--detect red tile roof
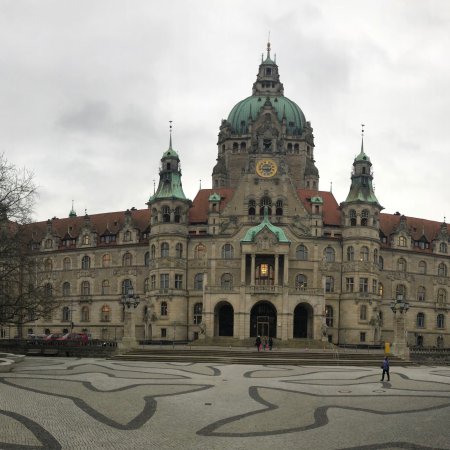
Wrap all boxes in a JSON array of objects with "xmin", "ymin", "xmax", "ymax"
[
  {"xmin": 297, "ymin": 189, "xmax": 341, "ymax": 226},
  {"xmin": 189, "ymin": 188, "xmax": 235, "ymax": 223}
]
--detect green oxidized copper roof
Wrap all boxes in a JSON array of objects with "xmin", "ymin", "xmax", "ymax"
[
  {"xmin": 163, "ymin": 147, "xmax": 179, "ymax": 158},
  {"xmin": 355, "ymin": 150, "xmax": 371, "ymax": 163},
  {"xmin": 310, "ymin": 196, "xmax": 323, "ymax": 204},
  {"xmin": 241, "ymin": 207, "xmax": 290, "ymax": 243},
  {"xmin": 227, "ymin": 95, "xmax": 305, "ymax": 134},
  {"xmin": 208, "ymin": 193, "xmax": 221, "ymax": 201},
  {"xmin": 148, "ymin": 172, "xmax": 187, "ymax": 203}
]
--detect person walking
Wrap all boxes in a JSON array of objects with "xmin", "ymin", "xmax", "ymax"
[
  {"xmin": 268, "ymin": 336, "xmax": 273, "ymax": 351},
  {"xmin": 255, "ymin": 335, "xmax": 261, "ymax": 352},
  {"xmin": 381, "ymin": 356, "xmax": 390, "ymax": 381}
]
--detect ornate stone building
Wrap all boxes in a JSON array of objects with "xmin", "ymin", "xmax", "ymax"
[{"xmin": 8, "ymin": 44, "xmax": 449, "ymax": 348}]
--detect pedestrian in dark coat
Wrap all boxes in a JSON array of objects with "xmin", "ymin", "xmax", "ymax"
[
  {"xmin": 268, "ymin": 337, "xmax": 273, "ymax": 351},
  {"xmin": 381, "ymin": 356, "xmax": 390, "ymax": 381},
  {"xmin": 255, "ymin": 336, "xmax": 261, "ymax": 352}
]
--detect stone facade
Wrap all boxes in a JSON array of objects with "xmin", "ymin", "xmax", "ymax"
[{"xmin": 4, "ymin": 44, "xmax": 449, "ymax": 349}]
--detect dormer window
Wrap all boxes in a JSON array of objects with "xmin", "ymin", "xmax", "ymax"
[
  {"xmin": 265, "ymin": 68, "xmax": 272, "ymax": 75},
  {"xmin": 166, "ymin": 163, "xmax": 171, "ymax": 170}
]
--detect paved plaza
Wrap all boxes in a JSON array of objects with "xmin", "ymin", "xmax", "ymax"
[{"xmin": 0, "ymin": 357, "xmax": 449, "ymax": 449}]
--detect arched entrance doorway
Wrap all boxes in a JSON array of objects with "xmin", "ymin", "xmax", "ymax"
[
  {"xmin": 293, "ymin": 303, "xmax": 313, "ymax": 338},
  {"xmin": 250, "ymin": 301, "xmax": 277, "ymax": 338},
  {"xmin": 214, "ymin": 302, "xmax": 234, "ymax": 336}
]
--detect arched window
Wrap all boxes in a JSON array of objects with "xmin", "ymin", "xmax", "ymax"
[
  {"xmin": 418, "ymin": 261, "xmax": 427, "ymax": 274},
  {"xmin": 102, "ymin": 280, "xmax": 110, "ymax": 295},
  {"xmin": 62, "ymin": 306, "xmax": 70, "ymax": 321},
  {"xmin": 175, "ymin": 243, "xmax": 183, "ymax": 258},
  {"xmin": 81, "ymin": 306, "xmax": 90, "ymax": 322},
  {"xmin": 81, "ymin": 255, "xmax": 91, "ymax": 270},
  {"xmin": 349, "ymin": 209, "xmax": 357, "ymax": 226},
  {"xmin": 174, "ymin": 207, "xmax": 181, "ymax": 223},
  {"xmin": 295, "ymin": 274, "xmax": 307, "ymax": 290},
  {"xmin": 359, "ymin": 305, "xmax": 367, "ymax": 321},
  {"xmin": 396, "ymin": 284, "xmax": 407, "ymax": 300},
  {"xmin": 437, "ymin": 288, "xmax": 447, "ymax": 305},
  {"xmin": 360, "ymin": 246, "xmax": 369, "ymax": 262},
  {"xmin": 101, "ymin": 305, "xmax": 111, "ymax": 322},
  {"xmin": 379, "ymin": 256, "xmax": 384, "ymax": 270},
  {"xmin": 378, "ymin": 282, "xmax": 384, "ymax": 297},
  {"xmin": 296, "ymin": 244, "xmax": 308, "ymax": 261},
  {"xmin": 82, "ymin": 235, "xmax": 90, "ymax": 245},
  {"xmin": 325, "ymin": 305, "xmax": 333, "ymax": 327},
  {"xmin": 81, "ymin": 281, "xmax": 90, "ymax": 296},
  {"xmin": 324, "ymin": 247, "xmax": 335, "ymax": 262},
  {"xmin": 44, "ymin": 258, "xmax": 53, "ymax": 272},
  {"xmin": 122, "ymin": 252, "xmax": 132, "ymax": 266},
  {"xmin": 221, "ymin": 273, "xmax": 233, "ymax": 290},
  {"xmin": 194, "ymin": 273, "xmax": 204, "ymax": 290},
  {"xmin": 124, "ymin": 230, "xmax": 131, "ymax": 242},
  {"xmin": 44, "ymin": 283, "xmax": 53, "ymax": 297},
  {"xmin": 325, "ymin": 276, "xmax": 334, "ymax": 292},
  {"xmin": 62, "ymin": 282, "xmax": 71, "ymax": 296},
  {"xmin": 151, "ymin": 244, "xmax": 156, "ymax": 259},
  {"xmin": 361, "ymin": 209, "xmax": 369, "ymax": 226},
  {"xmin": 45, "ymin": 238, "xmax": 53, "ymax": 249},
  {"xmin": 439, "ymin": 242, "xmax": 448, "ymax": 253},
  {"xmin": 222, "ymin": 244, "xmax": 234, "ymax": 259},
  {"xmin": 63, "ymin": 257, "xmax": 71, "ymax": 270},
  {"xmin": 437, "ymin": 313, "xmax": 445, "ymax": 329},
  {"xmin": 193, "ymin": 303, "xmax": 203, "ymax": 324},
  {"xmin": 417, "ymin": 286, "xmax": 426, "ymax": 302},
  {"xmin": 122, "ymin": 279, "xmax": 133, "ymax": 295},
  {"xmin": 102, "ymin": 253, "xmax": 111, "ymax": 267},
  {"xmin": 152, "ymin": 208, "xmax": 158, "ymax": 224},
  {"xmin": 398, "ymin": 236, "xmax": 407, "ymax": 247},
  {"xmin": 397, "ymin": 258, "xmax": 407, "ymax": 272},
  {"xmin": 259, "ymin": 197, "xmax": 272, "ymax": 216},
  {"xmin": 144, "ymin": 251, "xmax": 150, "ymax": 266},
  {"xmin": 248, "ymin": 199, "xmax": 256, "ymax": 217},
  {"xmin": 416, "ymin": 312, "xmax": 425, "ymax": 328},
  {"xmin": 275, "ymin": 200, "xmax": 283, "ymax": 216},
  {"xmin": 162, "ymin": 206, "xmax": 170, "ymax": 223},
  {"xmin": 438, "ymin": 263, "xmax": 447, "ymax": 277},
  {"xmin": 195, "ymin": 244, "xmax": 206, "ymax": 259},
  {"xmin": 160, "ymin": 301, "xmax": 168, "ymax": 316},
  {"xmin": 346, "ymin": 246, "xmax": 354, "ymax": 261},
  {"xmin": 144, "ymin": 278, "xmax": 149, "ymax": 293},
  {"xmin": 240, "ymin": 142, "xmax": 246, "ymax": 151},
  {"xmin": 161, "ymin": 242, "xmax": 169, "ymax": 258}
]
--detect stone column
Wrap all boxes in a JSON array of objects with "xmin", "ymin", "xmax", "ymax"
[
  {"xmin": 241, "ymin": 253, "xmax": 246, "ymax": 284},
  {"xmin": 274, "ymin": 255, "xmax": 279, "ymax": 286},
  {"xmin": 251, "ymin": 254, "xmax": 256, "ymax": 285},
  {"xmin": 120, "ymin": 310, "xmax": 137, "ymax": 351}
]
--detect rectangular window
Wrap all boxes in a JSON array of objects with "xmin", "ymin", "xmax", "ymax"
[
  {"xmin": 161, "ymin": 328, "xmax": 167, "ymax": 338},
  {"xmin": 360, "ymin": 305, "xmax": 367, "ymax": 321},
  {"xmin": 175, "ymin": 274, "xmax": 183, "ymax": 289},
  {"xmin": 346, "ymin": 277, "xmax": 354, "ymax": 292},
  {"xmin": 151, "ymin": 275, "xmax": 156, "ymax": 290},
  {"xmin": 160, "ymin": 274, "xmax": 169, "ymax": 289},
  {"xmin": 360, "ymin": 332, "xmax": 366, "ymax": 342},
  {"xmin": 372, "ymin": 279, "xmax": 377, "ymax": 293},
  {"xmin": 359, "ymin": 278, "xmax": 368, "ymax": 293}
]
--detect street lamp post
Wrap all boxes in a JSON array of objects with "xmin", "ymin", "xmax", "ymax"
[
  {"xmin": 389, "ymin": 297, "xmax": 410, "ymax": 359},
  {"xmin": 119, "ymin": 287, "xmax": 140, "ymax": 350}
]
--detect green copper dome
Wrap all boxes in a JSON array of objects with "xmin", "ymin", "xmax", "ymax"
[{"xmin": 227, "ymin": 95, "xmax": 306, "ymax": 134}]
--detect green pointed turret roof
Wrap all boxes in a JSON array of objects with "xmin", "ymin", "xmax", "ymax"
[
  {"xmin": 208, "ymin": 193, "xmax": 221, "ymax": 201},
  {"xmin": 241, "ymin": 207, "xmax": 290, "ymax": 243},
  {"xmin": 68, "ymin": 200, "xmax": 77, "ymax": 218}
]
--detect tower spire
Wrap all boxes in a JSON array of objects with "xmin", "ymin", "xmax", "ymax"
[
  {"xmin": 361, "ymin": 123, "xmax": 365, "ymax": 153},
  {"xmin": 266, "ymin": 32, "xmax": 271, "ymax": 59},
  {"xmin": 169, "ymin": 120, "xmax": 173, "ymax": 150}
]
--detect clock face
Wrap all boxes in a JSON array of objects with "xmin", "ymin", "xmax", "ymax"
[{"xmin": 256, "ymin": 159, "xmax": 278, "ymax": 178}]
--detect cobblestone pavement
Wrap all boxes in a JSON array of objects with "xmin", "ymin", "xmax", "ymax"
[{"xmin": 0, "ymin": 358, "xmax": 449, "ymax": 450}]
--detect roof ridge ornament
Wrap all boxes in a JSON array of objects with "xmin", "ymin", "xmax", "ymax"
[{"xmin": 360, "ymin": 123, "xmax": 365, "ymax": 154}]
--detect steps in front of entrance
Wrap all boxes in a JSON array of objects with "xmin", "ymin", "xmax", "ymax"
[{"xmin": 112, "ymin": 348, "xmax": 412, "ymax": 366}]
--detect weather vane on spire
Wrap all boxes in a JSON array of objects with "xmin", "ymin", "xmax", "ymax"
[
  {"xmin": 361, "ymin": 123, "xmax": 365, "ymax": 152},
  {"xmin": 169, "ymin": 120, "xmax": 173, "ymax": 149}
]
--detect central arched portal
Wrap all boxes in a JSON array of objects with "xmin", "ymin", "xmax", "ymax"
[
  {"xmin": 214, "ymin": 302, "xmax": 234, "ymax": 336},
  {"xmin": 250, "ymin": 301, "xmax": 277, "ymax": 338},
  {"xmin": 293, "ymin": 303, "xmax": 314, "ymax": 338}
]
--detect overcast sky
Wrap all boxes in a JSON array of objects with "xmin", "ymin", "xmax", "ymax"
[{"xmin": 1, "ymin": 0, "xmax": 449, "ymax": 224}]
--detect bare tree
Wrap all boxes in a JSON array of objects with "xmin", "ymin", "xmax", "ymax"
[{"xmin": 0, "ymin": 154, "xmax": 58, "ymax": 335}]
